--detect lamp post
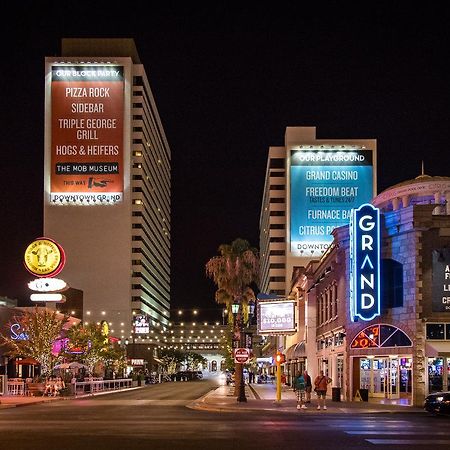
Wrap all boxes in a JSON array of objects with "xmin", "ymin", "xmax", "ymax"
[{"xmin": 232, "ymin": 299, "xmax": 255, "ymax": 403}]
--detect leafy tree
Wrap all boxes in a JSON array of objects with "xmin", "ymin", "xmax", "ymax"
[
  {"xmin": 218, "ymin": 325, "xmax": 235, "ymax": 371},
  {"xmin": 0, "ymin": 307, "xmax": 69, "ymax": 378},
  {"xmin": 184, "ymin": 352, "xmax": 208, "ymax": 370},
  {"xmin": 159, "ymin": 348, "xmax": 185, "ymax": 374},
  {"xmin": 63, "ymin": 323, "xmax": 107, "ymax": 375},
  {"xmin": 102, "ymin": 344, "xmax": 127, "ymax": 378}
]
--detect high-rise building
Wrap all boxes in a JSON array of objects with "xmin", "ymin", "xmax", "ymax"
[
  {"xmin": 43, "ymin": 39, "xmax": 171, "ymax": 346},
  {"xmin": 260, "ymin": 126, "xmax": 377, "ymax": 296}
]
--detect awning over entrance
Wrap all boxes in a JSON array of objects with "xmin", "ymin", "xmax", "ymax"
[
  {"xmin": 285, "ymin": 341, "xmax": 306, "ymax": 360},
  {"xmin": 426, "ymin": 341, "xmax": 450, "ymax": 357}
]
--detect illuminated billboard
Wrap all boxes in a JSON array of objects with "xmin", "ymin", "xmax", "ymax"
[
  {"xmin": 50, "ymin": 65, "xmax": 124, "ymax": 205},
  {"xmin": 257, "ymin": 300, "xmax": 296, "ymax": 335},
  {"xmin": 133, "ymin": 314, "xmax": 150, "ymax": 334},
  {"xmin": 432, "ymin": 248, "xmax": 450, "ymax": 312},
  {"xmin": 290, "ymin": 148, "xmax": 374, "ymax": 257}
]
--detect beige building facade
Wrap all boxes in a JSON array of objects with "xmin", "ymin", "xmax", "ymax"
[{"xmin": 43, "ymin": 39, "xmax": 171, "ymax": 346}]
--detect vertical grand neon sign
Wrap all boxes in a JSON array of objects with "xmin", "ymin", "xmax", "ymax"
[{"xmin": 350, "ymin": 203, "xmax": 380, "ymax": 321}]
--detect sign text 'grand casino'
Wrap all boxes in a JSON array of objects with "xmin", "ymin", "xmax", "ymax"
[{"xmin": 350, "ymin": 203, "xmax": 381, "ymax": 321}]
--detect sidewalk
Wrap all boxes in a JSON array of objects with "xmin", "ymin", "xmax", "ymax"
[{"xmin": 187, "ymin": 382, "xmax": 425, "ymax": 414}]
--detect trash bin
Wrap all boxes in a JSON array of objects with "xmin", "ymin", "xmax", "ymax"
[
  {"xmin": 359, "ymin": 388, "xmax": 369, "ymax": 402},
  {"xmin": 332, "ymin": 387, "xmax": 341, "ymax": 402}
]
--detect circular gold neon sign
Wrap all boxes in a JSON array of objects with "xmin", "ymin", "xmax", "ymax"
[{"xmin": 24, "ymin": 237, "xmax": 65, "ymax": 277}]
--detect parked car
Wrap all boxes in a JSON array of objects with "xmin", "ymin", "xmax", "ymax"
[
  {"xmin": 171, "ymin": 371, "xmax": 202, "ymax": 381},
  {"xmin": 424, "ymin": 391, "xmax": 450, "ymax": 415}
]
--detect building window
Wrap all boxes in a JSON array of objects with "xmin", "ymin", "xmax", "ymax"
[
  {"xmin": 270, "ymin": 211, "xmax": 285, "ymax": 216},
  {"xmin": 269, "ymin": 224, "xmax": 285, "ymax": 230},
  {"xmin": 269, "ymin": 185, "xmax": 285, "ymax": 190},
  {"xmin": 269, "ymin": 250, "xmax": 285, "ymax": 256},
  {"xmin": 269, "ymin": 263, "xmax": 286, "ymax": 269},
  {"xmin": 270, "ymin": 237, "xmax": 285, "ymax": 243},
  {"xmin": 269, "ymin": 158, "xmax": 285, "ymax": 169},
  {"xmin": 382, "ymin": 259, "xmax": 403, "ymax": 308},
  {"xmin": 350, "ymin": 324, "xmax": 412, "ymax": 349},
  {"xmin": 426, "ymin": 323, "xmax": 445, "ymax": 340},
  {"xmin": 269, "ymin": 276, "xmax": 285, "ymax": 282},
  {"xmin": 269, "ymin": 198, "xmax": 285, "ymax": 203},
  {"xmin": 270, "ymin": 171, "xmax": 284, "ymax": 177}
]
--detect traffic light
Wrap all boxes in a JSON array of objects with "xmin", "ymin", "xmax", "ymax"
[{"xmin": 275, "ymin": 352, "xmax": 285, "ymax": 364}]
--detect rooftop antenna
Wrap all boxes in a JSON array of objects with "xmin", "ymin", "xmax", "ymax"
[{"xmin": 421, "ymin": 160, "xmax": 425, "ymax": 176}]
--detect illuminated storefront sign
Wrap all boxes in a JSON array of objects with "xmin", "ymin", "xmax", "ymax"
[
  {"xmin": 130, "ymin": 359, "xmax": 145, "ymax": 366},
  {"xmin": 350, "ymin": 203, "xmax": 380, "ymax": 321},
  {"xmin": 257, "ymin": 300, "xmax": 296, "ymax": 334},
  {"xmin": 50, "ymin": 65, "xmax": 124, "ymax": 205},
  {"xmin": 432, "ymin": 248, "xmax": 450, "ymax": 312},
  {"xmin": 10, "ymin": 323, "xmax": 28, "ymax": 340},
  {"xmin": 24, "ymin": 237, "xmax": 66, "ymax": 277},
  {"xmin": 28, "ymin": 277, "xmax": 68, "ymax": 292},
  {"xmin": 290, "ymin": 148, "xmax": 374, "ymax": 256},
  {"xmin": 30, "ymin": 293, "xmax": 66, "ymax": 302}
]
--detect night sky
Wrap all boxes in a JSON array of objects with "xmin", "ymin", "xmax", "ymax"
[{"xmin": 1, "ymin": 3, "xmax": 450, "ymax": 320}]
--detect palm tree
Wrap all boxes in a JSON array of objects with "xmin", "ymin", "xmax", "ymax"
[{"xmin": 206, "ymin": 238, "xmax": 259, "ymax": 401}]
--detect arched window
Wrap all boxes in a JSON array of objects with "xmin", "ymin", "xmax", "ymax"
[{"xmin": 350, "ymin": 324, "xmax": 412, "ymax": 349}]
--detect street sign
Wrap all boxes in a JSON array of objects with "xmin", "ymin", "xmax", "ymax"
[{"xmin": 234, "ymin": 348, "xmax": 250, "ymax": 364}]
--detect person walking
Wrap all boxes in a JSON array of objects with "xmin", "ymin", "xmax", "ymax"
[
  {"xmin": 293, "ymin": 372, "xmax": 307, "ymax": 410},
  {"xmin": 303, "ymin": 370, "xmax": 312, "ymax": 403},
  {"xmin": 314, "ymin": 370, "xmax": 332, "ymax": 410}
]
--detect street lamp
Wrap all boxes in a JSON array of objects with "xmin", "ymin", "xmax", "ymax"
[{"xmin": 232, "ymin": 298, "xmax": 255, "ymax": 403}]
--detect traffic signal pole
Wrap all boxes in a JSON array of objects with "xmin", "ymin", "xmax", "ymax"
[{"xmin": 276, "ymin": 352, "xmax": 282, "ymax": 402}]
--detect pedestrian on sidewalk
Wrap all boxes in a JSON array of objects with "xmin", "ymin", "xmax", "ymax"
[
  {"xmin": 303, "ymin": 370, "xmax": 312, "ymax": 403},
  {"xmin": 293, "ymin": 372, "xmax": 307, "ymax": 410},
  {"xmin": 314, "ymin": 370, "xmax": 332, "ymax": 410}
]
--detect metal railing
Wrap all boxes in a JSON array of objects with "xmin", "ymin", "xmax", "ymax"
[{"xmin": 72, "ymin": 378, "xmax": 133, "ymax": 396}]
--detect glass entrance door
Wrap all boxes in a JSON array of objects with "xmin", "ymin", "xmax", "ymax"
[{"xmin": 362, "ymin": 357, "xmax": 401, "ymax": 399}]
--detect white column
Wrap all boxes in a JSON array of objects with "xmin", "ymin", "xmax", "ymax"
[
  {"xmin": 401, "ymin": 195, "xmax": 409, "ymax": 208},
  {"xmin": 331, "ymin": 352, "xmax": 338, "ymax": 387}
]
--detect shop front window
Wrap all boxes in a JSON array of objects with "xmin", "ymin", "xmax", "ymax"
[
  {"xmin": 448, "ymin": 359, "xmax": 450, "ymax": 391},
  {"xmin": 428, "ymin": 357, "xmax": 444, "ymax": 392}
]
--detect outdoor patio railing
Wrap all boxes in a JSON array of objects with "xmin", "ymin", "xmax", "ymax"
[{"xmin": 72, "ymin": 378, "xmax": 133, "ymax": 396}]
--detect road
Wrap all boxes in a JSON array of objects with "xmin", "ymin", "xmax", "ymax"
[{"xmin": 0, "ymin": 375, "xmax": 448, "ymax": 449}]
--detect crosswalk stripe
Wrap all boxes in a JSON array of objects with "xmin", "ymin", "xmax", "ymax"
[
  {"xmin": 366, "ymin": 439, "xmax": 450, "ymax": 445},
  {"xmin": 346, "ymin": 431, "xmax": 450, "ymax": 436}
]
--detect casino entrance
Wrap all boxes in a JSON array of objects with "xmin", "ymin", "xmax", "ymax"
[
  {"xmin": 355, "ymin": 355, "xmax": 412, "ymax": 400},
  {"xmin": 350, "ymin": 324, "xmax": 413, "ymax": 403}
]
